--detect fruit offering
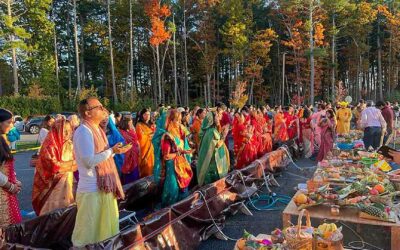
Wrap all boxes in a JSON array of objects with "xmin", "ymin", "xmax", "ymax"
[
  {"xmin": 294, "ymin": 193, "xmax": 309, "ymax": 205},
  {"xmin": 316, "ymin": 223, "xmax": 343, "ymax": 241},
  {"xmin": 271, "ymin": 229, "xmax": 284, "ymax": 244},
  {"xmin": 236, "ymin": 230, "xmax": 284, "ymax": 250}
]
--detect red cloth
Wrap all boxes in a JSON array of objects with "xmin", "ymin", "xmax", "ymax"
[
  {"xmin": 251, "ymin": 116, "xmax": 263, "ymax": 158},
  {"xmin": 0, "ymin": 159, "xmax": 22, "ymax": 226},
  {"xmin": 232, "ymin": 116, "xmax": 257, "ymax": 169},
  {"xmin": 119, "ymin": 129, "xmax": 140, "ymax": 174},
  {"xmin": 284, "ymin": 112, "xmax": 298, "ymax": 139}
]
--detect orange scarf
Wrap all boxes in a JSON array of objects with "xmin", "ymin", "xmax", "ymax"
[{"xmin": 83, "ymin": 120, "xmax": 124, "ymax": 199}]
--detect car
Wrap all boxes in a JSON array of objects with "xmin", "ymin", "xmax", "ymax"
[
  {"xmin": 50, "ymin": 112, "xmax": 76, "ymax": 118},
  {"xmin": 25, "ymin": 116, "xmax": 45, "ymax": 134},
  {"xmin": 13, "ymin": 115, "xmax": 25, "ymax": 132}
]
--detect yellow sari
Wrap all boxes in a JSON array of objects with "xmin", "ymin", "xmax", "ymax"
[{"xmin": 136, "ymin": 122, "xmax": 155, "ymax": 177}]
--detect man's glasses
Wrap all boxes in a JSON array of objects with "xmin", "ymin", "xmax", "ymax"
[{"xmin": 88, "ymin": 105, "xmax": 105, "ymax": 111}]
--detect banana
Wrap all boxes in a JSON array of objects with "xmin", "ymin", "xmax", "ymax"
[{"xmin": 318, "ymin": 223, "xmax": 337, "ymax": 233}]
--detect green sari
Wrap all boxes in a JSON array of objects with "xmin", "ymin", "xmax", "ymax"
[
  {"xmin": 161, "ymin": 132, "xmax": 192, "ymax": 207},
  {"xmin": 197, "ymin": 112, "xmax": 230, "ymax": 186}
]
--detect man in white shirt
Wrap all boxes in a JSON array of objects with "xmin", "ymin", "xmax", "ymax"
[
  {"xmin": 360, "ymin": 100, "xmax": 387, "ymax": 150},
  {"xmin": 71, "ymin": 97, "xmax": 131, "ymax": 247}
]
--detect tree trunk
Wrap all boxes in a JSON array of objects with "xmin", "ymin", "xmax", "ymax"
[
  {"xmin": 388, "ymin": 33, "xmax": 392, "ymax": 98},
  {"xmin": 107, "ymin": 0, "xmax": 118, "ymax": 104},
  {"xmin": 156, "ymin": 45, "xmax": 162, "ymax": 103},
  {"xmin": 7, "ymin": 0, "xmax": 18, "ymax": 95},
  {"xmin": 173, "ymin": 15, "xmax": 178, "ymax": 106},
  {"xmin": 129, "ymin": 0, "xmax": 134, "ymax": 95},
  {"xmin": 66, "ymin": 13, "xmax": 72, "ymax": 99},
  {"xmin": 377, "ymin": 24, "xmax": 383, "ymax": 100},
  {"xmin": 80, "ymin": 15, "xmax": 86, "ymax": 85},
  {"xmin": 183, "ymin": 0, "xmax": 189, "ymax": 106},
  {"xmin": 53, "ymin": 26, "xmax": 59, "ymax": 100},
  {"xmin": 309, "ymin": 1, "xmax": 315, "ymax": 105},
  {"xmin": 73, "ymin": 0, "xmax": 81, "ymax": 94},
  {"xmin": 331, "ymin": 15, "xmax": 336, "ymax": 102}
]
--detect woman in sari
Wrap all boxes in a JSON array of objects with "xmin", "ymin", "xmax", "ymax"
[
  {"xmin": 233, "ymin": 112, "xmax": 257, "ymax": 169},
  {"xmin": 119, "ymin": 115, "xmax": 140, "ymax": 185},
  {"xmin": 106, "ymin": 116, "xmax": 125, "ymax": 176},
  {"xmin": 156, "ymin": 109, "xmax": 193, "ymax": 206},
  {"xmin": 317, "ymin": 109, "xmax": 336, "ymax": 162},
  {"xmin": 250, "ymin": 110, "xmax": 265, "ymax": 158},
  {"xmin": 197, "ymin": 111, "xmax": 230, "ymax": 185},
  {"xmin": 136, "ymin": 108, "xmax": 155, "ymax": 177},
  {"xmin": 300, "ymin": 108, "xmax": 314, "ymax": 158},
  {"xmin": 0, "ymin": 109, "xmax": 22, "ymax": 227},
  {"xmin": 32, "ymin": 119, "xmax": 77, "ymax": 216},
  {"xmin": 274, "ymin": 109, "xmax": 289, "ymax": 142},
  {"xmin": 190, "ymin": 108, "xmax": 206, "ymax": 152}
]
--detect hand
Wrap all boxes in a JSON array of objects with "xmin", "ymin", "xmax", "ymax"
[
  {"xmin": 4, "ymin": 182, "xmax": 21, "ymax": 195},
  {"xmin": 389, "ymin": 150, "xmax": 400, "ymax": 164},
  {"xmin": 15, "ymin": 180, "xmax": 22, "ymax": 188},
  {"xmin": 112, "ymin": 143, "xmax": 132, "ymax": 154}
]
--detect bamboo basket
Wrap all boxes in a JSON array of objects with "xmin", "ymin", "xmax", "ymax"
[
  {"xmin": 314, "ymin": 234, "xmax": 344, "ymax": 250},
  {"xmin": 284, "ymin": 209, "xmax": 314, "ymax": 250}
]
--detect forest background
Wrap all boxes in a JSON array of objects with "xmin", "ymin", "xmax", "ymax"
[{"xmin": 1, "ymin": 0, "xmax": 400, "ymax": 114}]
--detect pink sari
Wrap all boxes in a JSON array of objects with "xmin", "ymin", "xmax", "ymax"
[
  {"xmin": 317, "ymin": 118, "xmax": 335, "ymax": 162},
  {"xmin": 300, "ymin": 118, "xmax": 314, "ymax": 158}
]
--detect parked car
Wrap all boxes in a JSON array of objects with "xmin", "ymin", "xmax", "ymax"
[
  {"xmin": 50, "ymin": 112, "xmax": 76, "ymax": 118},
  {"xmin": 13, "ymin": 115, "xmax": 25, "ymax": 132},
  {"xmin": 25, "ymin": 116, "xmax": 45, "ymax": 134}
]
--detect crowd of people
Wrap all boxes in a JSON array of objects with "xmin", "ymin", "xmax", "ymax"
[{"xmin": 1, "ymin": 97, "xmax": 400, "ymax": 246}]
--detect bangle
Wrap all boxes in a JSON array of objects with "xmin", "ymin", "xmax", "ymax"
[{"xmin": 8, "ymin": 183, "xmax": 15, "ymax": 193}]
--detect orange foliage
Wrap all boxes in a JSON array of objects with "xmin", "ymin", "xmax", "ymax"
[
  {"xmin": 145, "ymin": 0, "xmax": 171, "ymax": 46},
  {"xmin": 314, "ymin": 23, "xmax": 325, "ymax": 46}
]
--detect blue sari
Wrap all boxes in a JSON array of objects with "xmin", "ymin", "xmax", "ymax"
[{"xmin": 106, "ymin": 116, "xmax": 125, "ymax": 175}]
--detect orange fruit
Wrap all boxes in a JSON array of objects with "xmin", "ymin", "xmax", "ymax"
[
  {"xmin": 294, "ymin": 193, "xmax": 308, "ymax": 205},
  {"xmin": 374, "ymin": 184, "xmax": 385, "ymax": 194}
]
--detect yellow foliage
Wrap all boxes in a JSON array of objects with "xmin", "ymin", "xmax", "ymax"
[{"xmin": 230, "ymin": 81, "xmax": 248, "ymax": 109}]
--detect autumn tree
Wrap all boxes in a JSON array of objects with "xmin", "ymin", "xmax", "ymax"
[{"xmin": 145, "ymin": 0, "xmax": 171, "ymax": 104}]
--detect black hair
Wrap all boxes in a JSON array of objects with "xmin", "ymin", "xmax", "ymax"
[
  {"xmin": 41, "ymin": 115, "xmax": 54, "ymax": 130},
  {"xmin": 137, "ymin": 108, "xmax": 150, "ymax": 126},
  {"xmin": 196, "ymin": 108, "xmax": 204, "ymax": 117},
  {"xmin": 376, "ymin": 101, "xmax": 386, "ymax": 108}
]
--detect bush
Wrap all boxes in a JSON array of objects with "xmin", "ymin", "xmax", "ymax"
[{"xmin": 0, "ymin": 96, "xmax": 62, "ymax": 117}]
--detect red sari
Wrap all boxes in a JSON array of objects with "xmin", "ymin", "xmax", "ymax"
[
  {"xmin": 32, "ymin": 120, "xmax": 76, "ymax": 216},
  {"xmin": 0, "ymin": 159, "xmax": 22, "ymax": 227},
  {"xmin": 284, "ymin": 112, "xmax": 298, "ymax": 139},
  {"xmin": 232, "ymin": 115, "xmax": 257, "ymax": 169},
  {"xmin": 119, "ymin": 129, "xmax": 140, "ymax": 184},
  {"xmin": 251, "ymin": 115, "xmax": 264, "ymax": 158}
]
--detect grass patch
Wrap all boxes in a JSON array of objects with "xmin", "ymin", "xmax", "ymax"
[{"xmin": 16, "ymin": 141, "xmax": 40, "ymax": 151}]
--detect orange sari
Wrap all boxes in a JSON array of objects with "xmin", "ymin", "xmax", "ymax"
[
  {"xmin": 274, "ymin": 113, "xmax": 289, "ymax": 142},
  {"xmin": 136, "ymin": 122, "xmax": 155, "ymax": 177},
  {"xmin": 190, "ymin": 117, "xmax": 202, "ymax": 151}
]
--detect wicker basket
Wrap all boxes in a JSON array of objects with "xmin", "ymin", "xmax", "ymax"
[
  {"xmin": 314, "ymin": 234, "xmax": 344, "ymax": 250},
  {"xmin": 284, "ymin": 209, "xmax": 314, "ymax": 250},
  {"xmin": 391, "ymin": 179, "xmax": 400, "ymax": 191}
]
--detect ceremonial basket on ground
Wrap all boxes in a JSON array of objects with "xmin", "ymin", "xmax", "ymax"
[
  {"xmin": 314, "ymin": 233, "xmax": 343, "ymax": 250},
  {"xmin": 284, "ymin": 209, "xmax": 314, "ymax": 250}
]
